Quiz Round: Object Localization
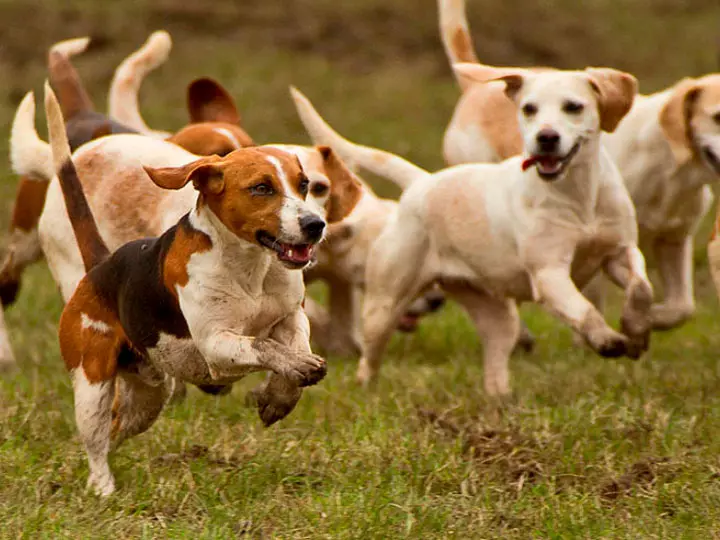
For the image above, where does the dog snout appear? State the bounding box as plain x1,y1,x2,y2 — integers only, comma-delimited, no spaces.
299,214,326,242
536,129,560,153
425,291,446,312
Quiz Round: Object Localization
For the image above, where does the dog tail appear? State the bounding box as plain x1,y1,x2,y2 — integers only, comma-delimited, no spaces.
290,87,429,190
438,0,479,91
44,82,109,271
48,37,95,121
10,92,54,181
108,30,172,136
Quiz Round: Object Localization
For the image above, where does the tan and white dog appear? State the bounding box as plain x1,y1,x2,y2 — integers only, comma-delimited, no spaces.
300,66,654,395
438,0,720,330
41,82,358,496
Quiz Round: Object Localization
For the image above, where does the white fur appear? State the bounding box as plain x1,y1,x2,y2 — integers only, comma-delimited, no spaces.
214,127,241,150
81,314,111,334
50,36,90,58
10,92,53,180
108,31,172,138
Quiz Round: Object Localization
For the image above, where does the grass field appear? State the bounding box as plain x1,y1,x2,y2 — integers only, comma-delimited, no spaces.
1,0,720,537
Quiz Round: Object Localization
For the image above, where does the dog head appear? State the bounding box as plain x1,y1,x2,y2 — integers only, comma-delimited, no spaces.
143,146,359,269
455,64,637,181
660,74,720,176
167,78,254,156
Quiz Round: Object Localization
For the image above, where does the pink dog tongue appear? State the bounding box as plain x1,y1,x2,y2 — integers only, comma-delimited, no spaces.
522,156,538,171
280,243,313,263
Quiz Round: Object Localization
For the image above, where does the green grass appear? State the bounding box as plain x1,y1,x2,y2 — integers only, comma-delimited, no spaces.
1,0,720,537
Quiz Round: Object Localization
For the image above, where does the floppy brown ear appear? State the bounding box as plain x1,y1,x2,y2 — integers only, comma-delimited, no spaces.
658,78,702,166
143,156,224,194
453,63,526,100
317,146,363,223
585,68,638,133
187,78,241,124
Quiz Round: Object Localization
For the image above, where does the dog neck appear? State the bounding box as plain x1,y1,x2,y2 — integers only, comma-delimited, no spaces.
189,204,275,296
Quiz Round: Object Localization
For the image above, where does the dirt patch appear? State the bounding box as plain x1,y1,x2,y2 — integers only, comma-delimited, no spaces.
152,443,244,469
417,407,544,485
599,457,677,502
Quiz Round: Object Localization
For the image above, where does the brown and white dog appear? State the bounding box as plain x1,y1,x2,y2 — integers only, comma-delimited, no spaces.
298,66,654,394
42,82,361,496
0,34,256,367
104,35,447,356
438,0,720,331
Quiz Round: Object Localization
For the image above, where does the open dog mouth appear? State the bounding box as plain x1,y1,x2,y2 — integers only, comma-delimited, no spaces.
703,146,720,175
256,231,316,269
522,142,581,180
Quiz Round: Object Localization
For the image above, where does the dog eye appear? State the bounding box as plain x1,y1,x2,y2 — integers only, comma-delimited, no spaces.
250,183,274,196
310,183,329,197
522,103,538,116
713,112,720,125
298,177,309,196
562,101,584,114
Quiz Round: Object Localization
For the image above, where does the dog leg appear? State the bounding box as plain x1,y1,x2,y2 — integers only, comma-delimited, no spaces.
448,285,519,397
306,277,360,356
110,371,168,449
249,308,322,426
604,245,654,358
572,273,607,347
72,368,116,497
0,308,15,370
531,265,629,358
650,236,695,330
359,215,432,385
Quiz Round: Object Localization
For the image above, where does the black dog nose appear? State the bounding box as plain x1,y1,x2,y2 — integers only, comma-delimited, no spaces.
425,291,446,312
536,129,560,152
299,215,326,241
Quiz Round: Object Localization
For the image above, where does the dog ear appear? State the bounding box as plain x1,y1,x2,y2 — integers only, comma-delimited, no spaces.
144,156,225,194
187,78,241,124
452,63,526,100
585,68,638,133
658,78,702,166
317,146,363,224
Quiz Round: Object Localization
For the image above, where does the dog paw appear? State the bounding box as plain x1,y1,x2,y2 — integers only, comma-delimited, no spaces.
87,472,115,497
251,388,302,427
282,353,327,388
620,316,650,359
590,330,628,358
649,303,694,331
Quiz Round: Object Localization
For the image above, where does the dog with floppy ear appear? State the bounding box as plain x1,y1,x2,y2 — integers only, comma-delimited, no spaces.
42,81,362,496
304,66,653,395
438,0,720,332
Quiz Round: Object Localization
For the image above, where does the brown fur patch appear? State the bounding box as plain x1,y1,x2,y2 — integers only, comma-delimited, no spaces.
461,83,523,160
48,51,94,120
187,78,241,124
163,225,212,295
168,123,254,156
59,278,127,383
317,146,363,223
10,177,49,232
201,148,304,243
451,27,478,65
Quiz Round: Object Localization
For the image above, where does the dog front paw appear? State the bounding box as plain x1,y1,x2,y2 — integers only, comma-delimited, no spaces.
587,329,629,358
620,315,650,359
281,353,327,388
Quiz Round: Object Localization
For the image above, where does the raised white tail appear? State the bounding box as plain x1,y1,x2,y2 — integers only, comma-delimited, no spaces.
50,36,90,58
290,87,429,190
10,92,53,181
108,30,172,137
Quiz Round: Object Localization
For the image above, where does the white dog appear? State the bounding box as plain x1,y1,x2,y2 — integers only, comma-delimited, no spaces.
303,65,654,395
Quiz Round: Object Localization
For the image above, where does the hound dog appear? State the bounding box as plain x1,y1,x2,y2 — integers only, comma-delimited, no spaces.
101,34,448,356
438,0,720,331
302,66,654,395
41,83,361,496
